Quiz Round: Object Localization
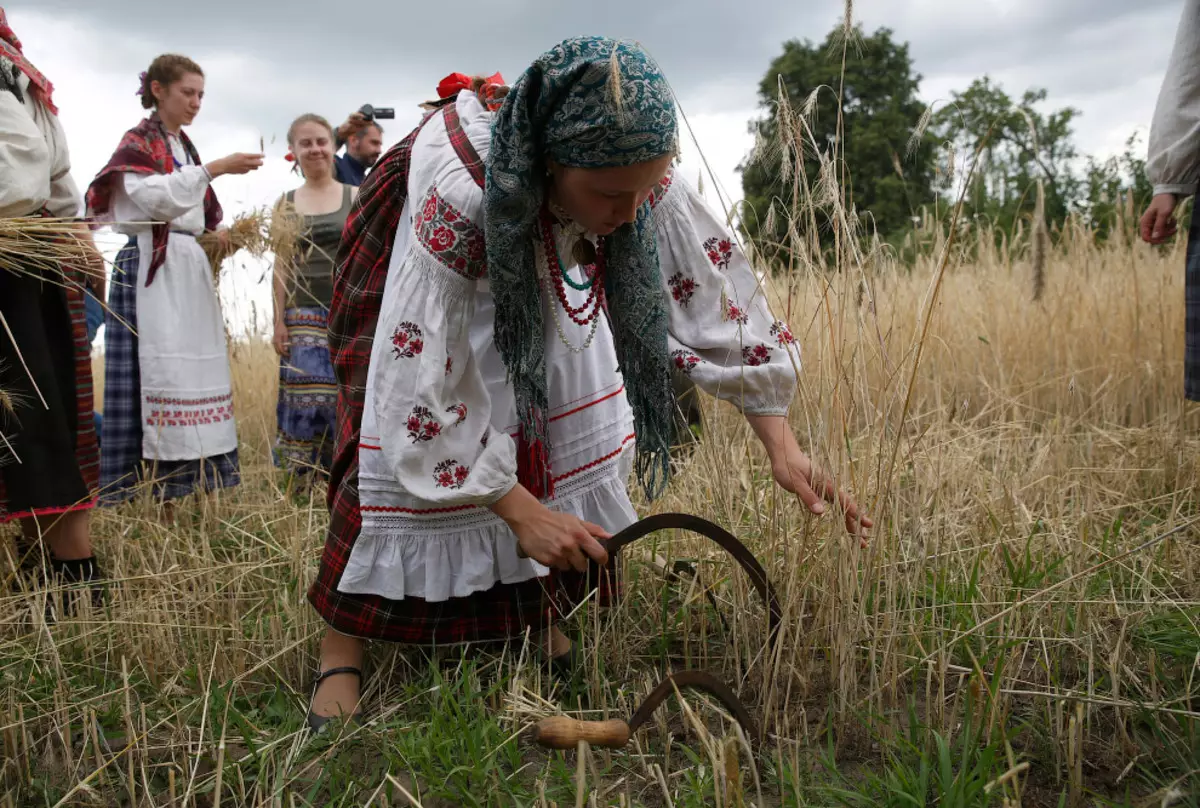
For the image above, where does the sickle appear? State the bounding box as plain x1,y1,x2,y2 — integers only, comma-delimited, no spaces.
598,513,783,647
531,670,758,750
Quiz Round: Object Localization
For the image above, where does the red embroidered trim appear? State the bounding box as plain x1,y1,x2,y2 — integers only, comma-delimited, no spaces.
145,402,234,427
360,502,477,515
144,393,234,407
549,385,626,423
0,500,97,524
552,434,635,484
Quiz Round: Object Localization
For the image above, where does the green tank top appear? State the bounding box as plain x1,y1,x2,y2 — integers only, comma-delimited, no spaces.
286,185,352,309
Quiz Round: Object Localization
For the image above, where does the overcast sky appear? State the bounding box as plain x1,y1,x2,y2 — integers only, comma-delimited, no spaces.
4,0,1185,333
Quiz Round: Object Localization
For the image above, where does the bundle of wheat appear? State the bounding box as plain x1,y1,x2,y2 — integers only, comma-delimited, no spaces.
198,209,270,278
266,198,305,272
0,217,104,288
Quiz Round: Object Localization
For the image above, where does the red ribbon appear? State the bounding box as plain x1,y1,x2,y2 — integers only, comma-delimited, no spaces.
436,71,505,100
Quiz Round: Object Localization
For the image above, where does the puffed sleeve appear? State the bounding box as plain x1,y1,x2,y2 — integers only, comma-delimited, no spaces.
652,171,801,416
44,112,81,219
0,79,51,217
370,188,518,506
121,166,211,223
1148,0,1200,197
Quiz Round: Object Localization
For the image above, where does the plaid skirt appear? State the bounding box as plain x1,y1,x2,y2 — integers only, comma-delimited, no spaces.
0,262,99,522
307,460,621,644
100,239,240,504
1187,217,1200,402
275,307,336,475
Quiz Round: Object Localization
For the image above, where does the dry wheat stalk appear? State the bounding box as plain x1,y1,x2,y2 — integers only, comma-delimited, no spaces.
0,217,104,287
197,210,269,278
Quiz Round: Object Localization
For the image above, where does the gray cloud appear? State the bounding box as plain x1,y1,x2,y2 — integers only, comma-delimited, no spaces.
7,0,1185,168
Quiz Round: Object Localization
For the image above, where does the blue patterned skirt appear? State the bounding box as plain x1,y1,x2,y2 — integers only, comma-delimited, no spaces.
275,307,336,475
1187,218,1200,402
100,239,240,503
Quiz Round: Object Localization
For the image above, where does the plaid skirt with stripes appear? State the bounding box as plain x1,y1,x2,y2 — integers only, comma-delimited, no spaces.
100,239,240,504
0,261,99,522
1187,217,1200,402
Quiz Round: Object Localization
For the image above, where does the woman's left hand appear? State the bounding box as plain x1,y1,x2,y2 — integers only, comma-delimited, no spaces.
747,414,873,542
770,447,873,543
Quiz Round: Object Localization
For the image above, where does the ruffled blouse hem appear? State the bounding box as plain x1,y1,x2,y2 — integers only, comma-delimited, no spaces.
338,463,637,603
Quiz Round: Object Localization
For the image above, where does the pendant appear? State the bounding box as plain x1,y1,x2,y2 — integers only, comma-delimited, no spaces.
572,238,597,267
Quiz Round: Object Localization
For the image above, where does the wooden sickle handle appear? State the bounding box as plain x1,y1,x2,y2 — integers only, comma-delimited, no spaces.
532,717,631,750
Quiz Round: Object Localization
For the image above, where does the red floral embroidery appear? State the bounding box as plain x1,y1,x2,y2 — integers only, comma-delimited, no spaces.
742,344,772,367
726,302,749,325
406,406,442,443
446,402,468,426
770,320,795,347
434,459,470,490
420,195,438,225
648,171,674,209
415,187,487,279
668,273,696,307
428,225,456,253
391,321,424,359
445,357,453,376
480,433,489,448
704,237,733,270
671,349,701,375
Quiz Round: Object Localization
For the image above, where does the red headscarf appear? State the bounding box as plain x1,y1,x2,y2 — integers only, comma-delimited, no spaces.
0,7,58,114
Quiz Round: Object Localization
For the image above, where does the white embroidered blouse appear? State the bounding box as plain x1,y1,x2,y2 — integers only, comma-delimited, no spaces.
339,91,801,603
0,57,79,219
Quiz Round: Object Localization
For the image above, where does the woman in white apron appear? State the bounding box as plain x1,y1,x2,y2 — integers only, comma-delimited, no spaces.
85,53,262,509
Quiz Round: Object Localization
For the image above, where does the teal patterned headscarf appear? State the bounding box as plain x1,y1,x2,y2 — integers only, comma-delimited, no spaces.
485,36,677,501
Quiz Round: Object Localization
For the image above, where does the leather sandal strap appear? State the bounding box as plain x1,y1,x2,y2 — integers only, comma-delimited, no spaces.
312,666,363,688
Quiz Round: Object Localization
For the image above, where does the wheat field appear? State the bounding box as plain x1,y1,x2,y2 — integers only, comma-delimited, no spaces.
1,200,1197,807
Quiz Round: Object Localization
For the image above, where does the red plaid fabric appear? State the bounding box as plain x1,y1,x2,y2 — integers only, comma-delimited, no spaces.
308,103,620,643
67,266,100,498
85,115,222,286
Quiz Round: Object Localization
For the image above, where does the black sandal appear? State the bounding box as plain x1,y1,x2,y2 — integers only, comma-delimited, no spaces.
306,666,365,734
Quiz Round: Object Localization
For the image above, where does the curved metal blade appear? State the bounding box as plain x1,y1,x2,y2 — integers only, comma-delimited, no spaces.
626,670,759,742
601,512,783,646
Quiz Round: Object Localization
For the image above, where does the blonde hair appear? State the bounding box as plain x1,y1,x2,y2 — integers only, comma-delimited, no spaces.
286,113,336,179
140,54,204,110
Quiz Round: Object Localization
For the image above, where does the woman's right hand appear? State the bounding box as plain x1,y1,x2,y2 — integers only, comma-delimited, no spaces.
1140,193,1180,244
206,152,264,178
491,486,611,571
272,320,290,357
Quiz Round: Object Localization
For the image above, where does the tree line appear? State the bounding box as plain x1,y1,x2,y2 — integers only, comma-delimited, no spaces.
739,24,1155,263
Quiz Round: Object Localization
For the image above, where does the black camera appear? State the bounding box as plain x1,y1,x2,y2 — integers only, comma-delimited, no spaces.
358,103,395,121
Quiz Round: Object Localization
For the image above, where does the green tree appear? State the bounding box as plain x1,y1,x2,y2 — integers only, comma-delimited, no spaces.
1078,132,1157,240
740,25,938,263
932,77,1081,236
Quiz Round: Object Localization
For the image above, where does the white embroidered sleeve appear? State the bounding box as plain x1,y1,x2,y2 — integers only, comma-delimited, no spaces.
652,172,800,416
371,194,518,507
121,167,211,223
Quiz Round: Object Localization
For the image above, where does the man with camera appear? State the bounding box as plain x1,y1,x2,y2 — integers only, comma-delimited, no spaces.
333,104,391,186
